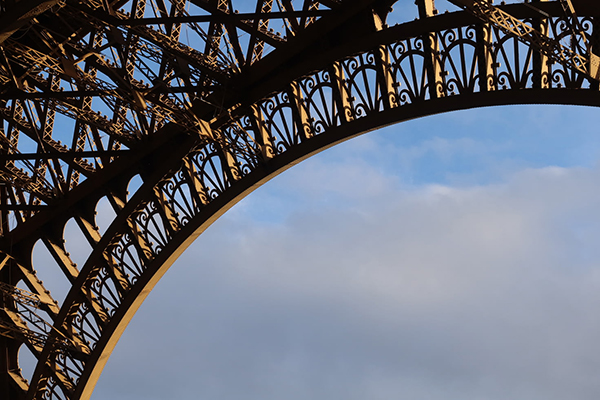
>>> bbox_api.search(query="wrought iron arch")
[1,1,600,399]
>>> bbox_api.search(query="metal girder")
[0,282,89,355]
[187,0,285,47]
[2,1,600,400]
[0,0,63,44]
[68,2,232,82]
[109,9,332,26]
[448,0,600,80]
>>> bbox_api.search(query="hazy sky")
[75,104,600,400]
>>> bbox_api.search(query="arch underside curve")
[1,2,600,399]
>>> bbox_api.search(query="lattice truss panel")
[0,0,335,228]
[0,1,600,400]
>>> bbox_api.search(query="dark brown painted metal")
[1,0,599,399]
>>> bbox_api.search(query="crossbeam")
[0,0,63,43]
[107,10,332,26]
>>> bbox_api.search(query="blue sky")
[8,1,600,398]
[83,104,600,400]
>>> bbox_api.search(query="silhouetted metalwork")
[1,0,600,399]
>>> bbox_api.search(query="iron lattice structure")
[0,0,599,398]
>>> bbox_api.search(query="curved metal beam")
[2,2,600,399]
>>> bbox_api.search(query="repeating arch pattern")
[1,1,600,399]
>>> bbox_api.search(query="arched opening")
[31,239,72,307]
[16,344,37,386]
[95,197,118,238]
[62,218,94,272]
[90,104,600,400]
[126,175,144,201]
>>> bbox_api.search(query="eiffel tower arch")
[0,0,599,399]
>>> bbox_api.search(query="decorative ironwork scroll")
[2,1,600,399]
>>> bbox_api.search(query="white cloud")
[93,152,600,400]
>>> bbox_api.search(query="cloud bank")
[92,137,600,400]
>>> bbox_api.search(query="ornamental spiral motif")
[1,1,600,399]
